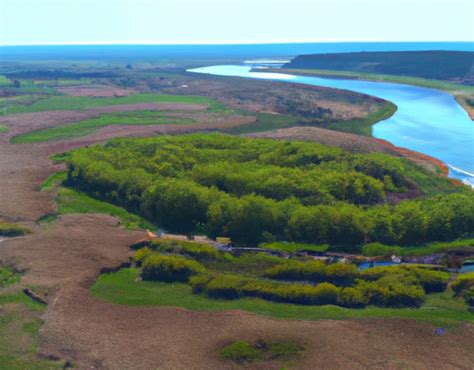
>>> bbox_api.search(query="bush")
[338,287,368,308]
[133,247,152,265]
[220,340,302,363]
[356,279,425,308]
[0,267,19,287]
[412,268,449,293]
[451,272,474,295]
[201,273,341,305]
[141,253,206,282]
[204,275,247,299]
[148,239,227,261]
[188,274,213,294]
[0,222,31,237]
[464,287,474,306]
[263,260,357,286]
[220,341,262,363]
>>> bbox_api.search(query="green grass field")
[12,111,196,143]
[1,93,221,115]
[0,124,9,133]
[326,101,397,136]
[227,113,299,134]
[56,187,153,230]
[261,242,329,253]
[39,171,67,192]
[0,292,63,369]
[91,268,473,327]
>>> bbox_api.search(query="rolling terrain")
[0,58,473,369]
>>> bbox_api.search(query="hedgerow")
[263,260,358,286]
[141,253,206,282]
[451,272,474,295]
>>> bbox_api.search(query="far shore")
[258,67,474,120]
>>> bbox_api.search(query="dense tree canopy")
[66,134,474,246]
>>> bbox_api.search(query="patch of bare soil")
[56,85,134,97]
[1,106,472,369]
[0,103,208,137]
[251,127,449,178]
[249,126,402,155]
[161,75,381,122]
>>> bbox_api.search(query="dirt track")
[0,108,473,369]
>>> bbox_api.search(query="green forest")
[64,134,474,247]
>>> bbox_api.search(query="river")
[189,65,474,186]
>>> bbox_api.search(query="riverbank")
[260,67,474,120]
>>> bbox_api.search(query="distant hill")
[284,51,474,83]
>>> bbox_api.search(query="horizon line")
[1,39,473,47]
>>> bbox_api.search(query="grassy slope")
[0,293,62,369]
[91,268,473,328]
[56,187,154,230]
[326,101,397,136]
[12,111,196,144]
[0,267,63,369]
[2,93,220,115]
[0,124,9,133]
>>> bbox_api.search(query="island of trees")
[65,134,474,247]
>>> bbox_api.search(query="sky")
[0,0,473,46]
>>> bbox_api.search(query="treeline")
[66,134,474,246]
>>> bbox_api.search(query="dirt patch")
[251,126,451,178]
[56,85,134,97]
[0,103,208,137]
[249,126,401,155]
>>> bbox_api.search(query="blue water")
[460,264,474,273]
[189,65,474,186]
[1,42,472,60]
[358,261,400,270]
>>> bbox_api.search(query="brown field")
[56,84,135,97]
[1,94,473,369]
[158,74,383,121]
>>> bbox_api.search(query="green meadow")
[92,267,473,328]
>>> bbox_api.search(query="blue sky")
[0,0,473,45]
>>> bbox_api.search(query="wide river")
[189,65,474,186]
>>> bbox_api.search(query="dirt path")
[0,109,473,369]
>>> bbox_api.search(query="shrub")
[451,272,474,295]
[220,341,262,363]
[337,287,368,308]
[189,273,213,294]
[464,287,474,306]
[412,268,449,293]
[133,247,152,265]
[204,275,247,299]
[266,341,303,359]
[220,340,302,363]
[325,263,358,286]
[356,279,425,308]
[148,239,227,261]
[263,260,357,286]
[141,253,206,282]
[0,267,19,287]
[0,222,31,237]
